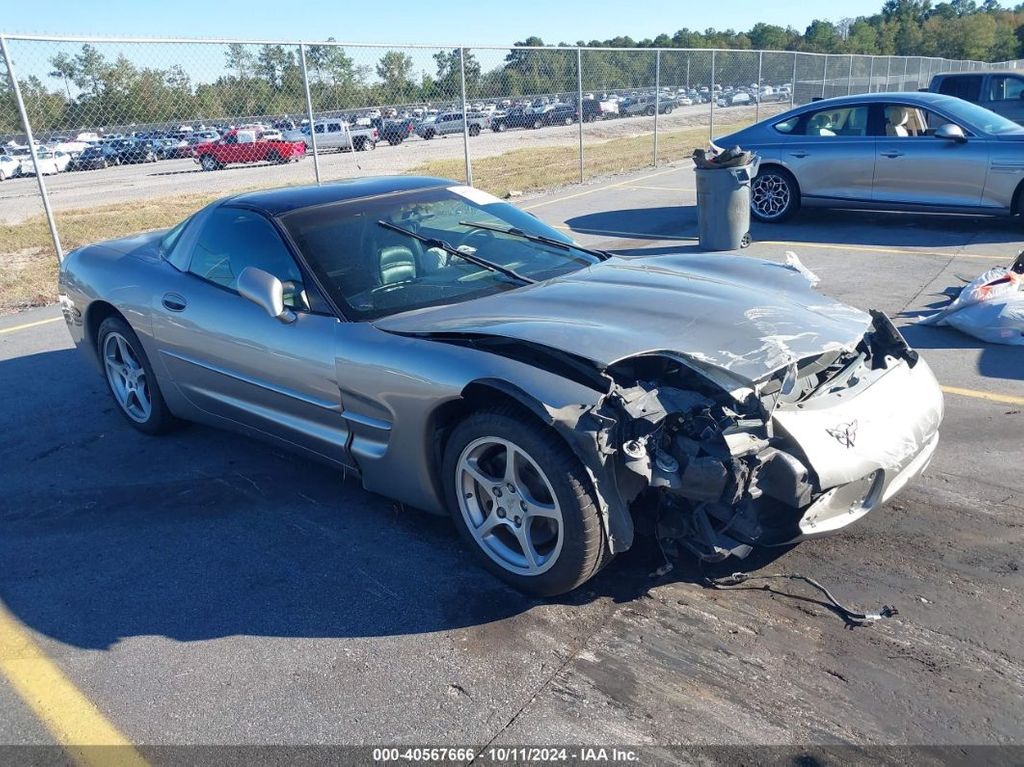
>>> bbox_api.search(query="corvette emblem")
[826,420,858,448]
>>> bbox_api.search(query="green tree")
[376,50,415,101]
[48,51,76,100]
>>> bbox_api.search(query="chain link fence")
[0,33,1007,305]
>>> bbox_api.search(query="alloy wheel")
[751,173,792,220]
[456,436,564,576]
[103,332,152,423]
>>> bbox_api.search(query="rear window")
[937,75,983,102]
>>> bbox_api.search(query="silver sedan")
[717,92,1024,222]
[58,177,943,595]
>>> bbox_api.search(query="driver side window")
[188,208,307,309]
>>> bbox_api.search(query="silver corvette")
[59,177,943,595]
[717,92,1024,222]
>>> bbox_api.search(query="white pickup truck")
[283,119,378,152]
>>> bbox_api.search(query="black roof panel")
[227,175,458,216]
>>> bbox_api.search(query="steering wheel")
[453,226,497,251]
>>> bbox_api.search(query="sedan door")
[778,103,875,204]
[872,101,989,209]
[151,205,352,466]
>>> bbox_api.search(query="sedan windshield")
[280,186,600,320]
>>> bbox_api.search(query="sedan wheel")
[98,317,175,435]
[444,408,608,596]
[750,168,799,222]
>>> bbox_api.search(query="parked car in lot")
[108,139,158,165]
[59,176,943,596]
[375,118,418,145]
[537,103,579,126]
[69,144,117,171]
[0,153,22,179]
[929,70,1024,125]
[620,94,675,116]
[20,149,68,176]
[416,111,488,139]
[716,91,751,108]
[490,106,539,132]
[717,92,1024,222]
[283,120,377,152]
[193,129,306,170]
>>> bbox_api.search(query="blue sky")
[5,0,885,45]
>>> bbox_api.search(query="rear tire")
[443,407,610,596]
[750,166,800,223]
[495,122,507,132]
[266,149,282,163]
[97,317,176,436]
[468,124,480,137]
[199,154,218,171]
[532,118,543,129]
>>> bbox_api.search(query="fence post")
[902,57,909,90]
[709,49,716,140]
[755,50,763,122]
[917,57,924,90]
[685,56,690,90]
[653,49,660,167]
[298,43,321,186]
[459,47,472,187]
[821,55,828,98]
[2,35,64,264]
[885,56,892,92]
[847,53,853,95]
[791,52,798,104]
[577,46,584,183]
[868,56,875,93]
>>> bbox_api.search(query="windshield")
[281,185,598,321]
[946,97,1024,135]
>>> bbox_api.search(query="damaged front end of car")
[544,310,943,563]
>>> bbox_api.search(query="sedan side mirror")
[935,123,967,143]
[237,266,296,324]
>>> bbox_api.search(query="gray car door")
[151,205,352,466]
[780,104,875,203]
[872,101,989,208]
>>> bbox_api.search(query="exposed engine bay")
[546,311,932,562]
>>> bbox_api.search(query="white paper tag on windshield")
[448,185,503,206]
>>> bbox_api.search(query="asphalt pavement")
[1,165,1022,761]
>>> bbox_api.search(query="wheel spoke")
[476,511,503,537]
[522,498,559,521]
[513,525,540,571]
[463,457,499,491]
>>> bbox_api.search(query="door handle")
[881,151,904,158]
[789,151,809,158]
[161,293,187,312]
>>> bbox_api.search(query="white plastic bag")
[918,266,1024,346]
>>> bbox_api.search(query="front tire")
[443,408,609,596]
[750,166,800,223]
[468,124,481,137]
[199,154,218,171]
[97,317,175,435]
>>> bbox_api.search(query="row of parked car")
[0,81,787,179]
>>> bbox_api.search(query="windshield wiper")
[458,220,610,260]
[377,220,535,285]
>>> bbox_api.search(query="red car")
[193,129,305,171]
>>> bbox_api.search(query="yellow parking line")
[941,385,1024,406]
[0,603,148,767]
[0,316,63,335]
[522,167,682,210]
[757,240,1007,261]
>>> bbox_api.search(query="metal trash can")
[694,158,758,251]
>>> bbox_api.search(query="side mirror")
[935,123,967,143]
[237,266,296,324]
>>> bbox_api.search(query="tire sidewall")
[97,316,174,435]
[442,410,605,596]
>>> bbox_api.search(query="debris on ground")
[917,252,1024,345]
[784,251,820,287]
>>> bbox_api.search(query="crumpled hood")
[375,254,872,384]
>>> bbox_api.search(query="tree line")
[3,0,1024,135]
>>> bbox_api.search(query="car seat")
[886,106,911,137]
[378,245,417,285]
